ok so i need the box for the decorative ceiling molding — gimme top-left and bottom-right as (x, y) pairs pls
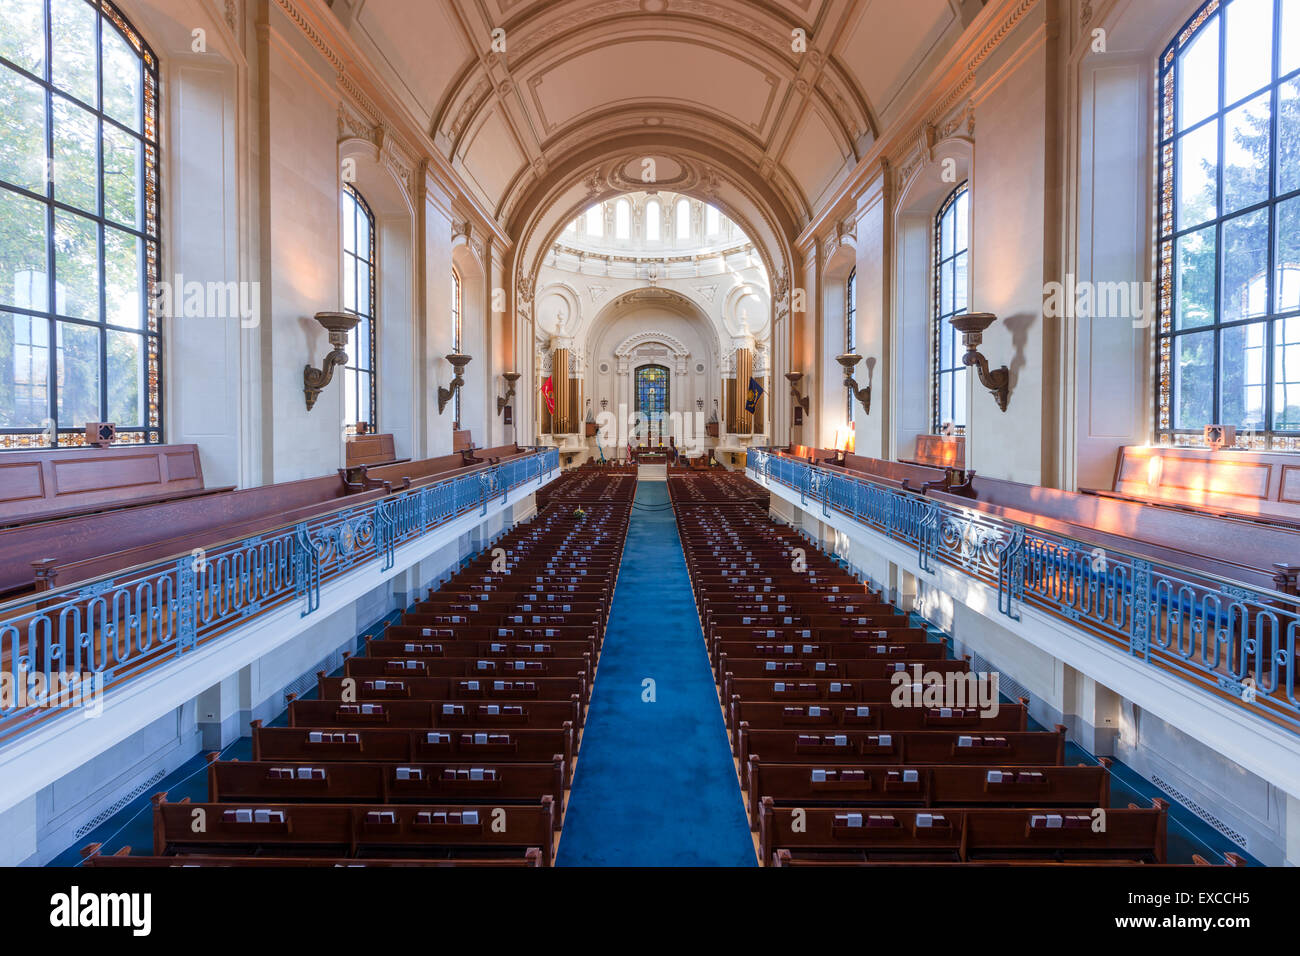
(614, 330), (691, 358)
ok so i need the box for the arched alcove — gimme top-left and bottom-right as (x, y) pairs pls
(581, 290), (721, 448)
(338, 138), (418, 459)
(891, 138), (975, 461)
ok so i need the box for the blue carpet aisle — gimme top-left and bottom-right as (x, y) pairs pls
(557, 480), (757, 866)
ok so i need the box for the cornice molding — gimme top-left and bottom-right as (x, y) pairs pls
(271, 0), (511, 248)
(796, 0), (1040, 250)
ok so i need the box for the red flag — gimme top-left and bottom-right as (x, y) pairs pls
(541, 376), (555, 415)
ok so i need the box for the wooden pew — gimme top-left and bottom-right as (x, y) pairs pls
(1, 471), (385, 594)
(1090, 444), (1300, 530)
(344, 433), (406, 469)
(736, 725), (1067, 771)
(746, 759), (1110, 829)
(343, 655), (591, 680)
(758, 800), (1167, 864)
(82, 845), (543, 867)
(0, 443), (234, 528)
(286, 697), (583, 732)
(730, 700), (1028, 735)
(250, 723), (575, 783)
(928, 473), (1300, 595)
(150, 793), (557, 865)
(207, 756), (566, 829)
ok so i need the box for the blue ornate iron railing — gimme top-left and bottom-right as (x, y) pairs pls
(0, 448), (559, 743)
(748, 448), (1300, 734)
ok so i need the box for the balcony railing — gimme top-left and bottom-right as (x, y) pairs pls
(748, 448), (1300, 735)
(0, 448), (559, 745)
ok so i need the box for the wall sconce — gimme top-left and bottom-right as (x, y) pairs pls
(496, 371), (520, 416)
(600, 398), (609, 411)
(835, 354), (871, 415)
(437, 353), (472, 414)
(785, 372), (810, 414)
(696, 398), (704, 411)
(949, 312), (1010, 412)
(304, 311), (360, 411)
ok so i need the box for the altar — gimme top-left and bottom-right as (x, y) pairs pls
(631, 445), (672, 464)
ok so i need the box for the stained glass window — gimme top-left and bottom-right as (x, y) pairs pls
(636, 364), (668, 444)
(0, 0), (161, 448)
(341, 183), (376, 429)
(1157, 0), (1300, 447)
(934, 182), (969, 434)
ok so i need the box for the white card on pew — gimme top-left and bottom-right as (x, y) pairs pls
(485, 704), (499, 714)
(902, 769), (919, 783)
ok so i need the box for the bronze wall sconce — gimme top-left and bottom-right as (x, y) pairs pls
(785, 371), (811, 414)
(496, 371), (520, 415)
(438, 353), (472, 414)
(835, 354), (871, 415)
(949, 312), (1010, 412)
(304, 311), (360, 411)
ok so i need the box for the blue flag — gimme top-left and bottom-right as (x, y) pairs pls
(745, 376), (764, 414)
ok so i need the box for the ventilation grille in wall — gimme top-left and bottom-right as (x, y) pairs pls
(75, 770), (166, 839)
(970, 652), (1031, 706)
(283, 646), (350, 702)
(1150, 773), (1248, 850)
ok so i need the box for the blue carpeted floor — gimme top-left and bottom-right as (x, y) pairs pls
(556, 480), (757, 866)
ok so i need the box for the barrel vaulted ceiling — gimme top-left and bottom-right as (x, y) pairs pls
(331, 0), (985, 232)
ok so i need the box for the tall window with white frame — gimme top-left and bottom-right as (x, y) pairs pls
(845, 267), (857, 424)
(1157, 0), (1300, 448)
(341, 183), (376, 430)
(0, 0), (162, 448)
(451, 267), (462, 427)
(933, 181), (970, 435)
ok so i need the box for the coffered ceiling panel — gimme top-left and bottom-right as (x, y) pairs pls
(836, 0), (958, 117)
(526, 38), (782, 139)
(329, 0), (982, 231)
(779, 106), (847, 209)
(352, 0), (472, 122)
(460, 107), (528, 206)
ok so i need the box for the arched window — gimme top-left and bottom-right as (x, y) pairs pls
(0, 0), (161, 448)
(585, 204), (603, 237)
(635, 364), (668, 444)
(451, 267), (462, 425)
(705, 204), (721, 235)
(615, 199), (630, 239)
(933, 182), (969, 434)
(1157, 0), (1300, 446)
(676, 198), (690, 239)
(845, 267), (857, 423)
(341, 184), (376, 429)
(645, 199), (660, 241)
